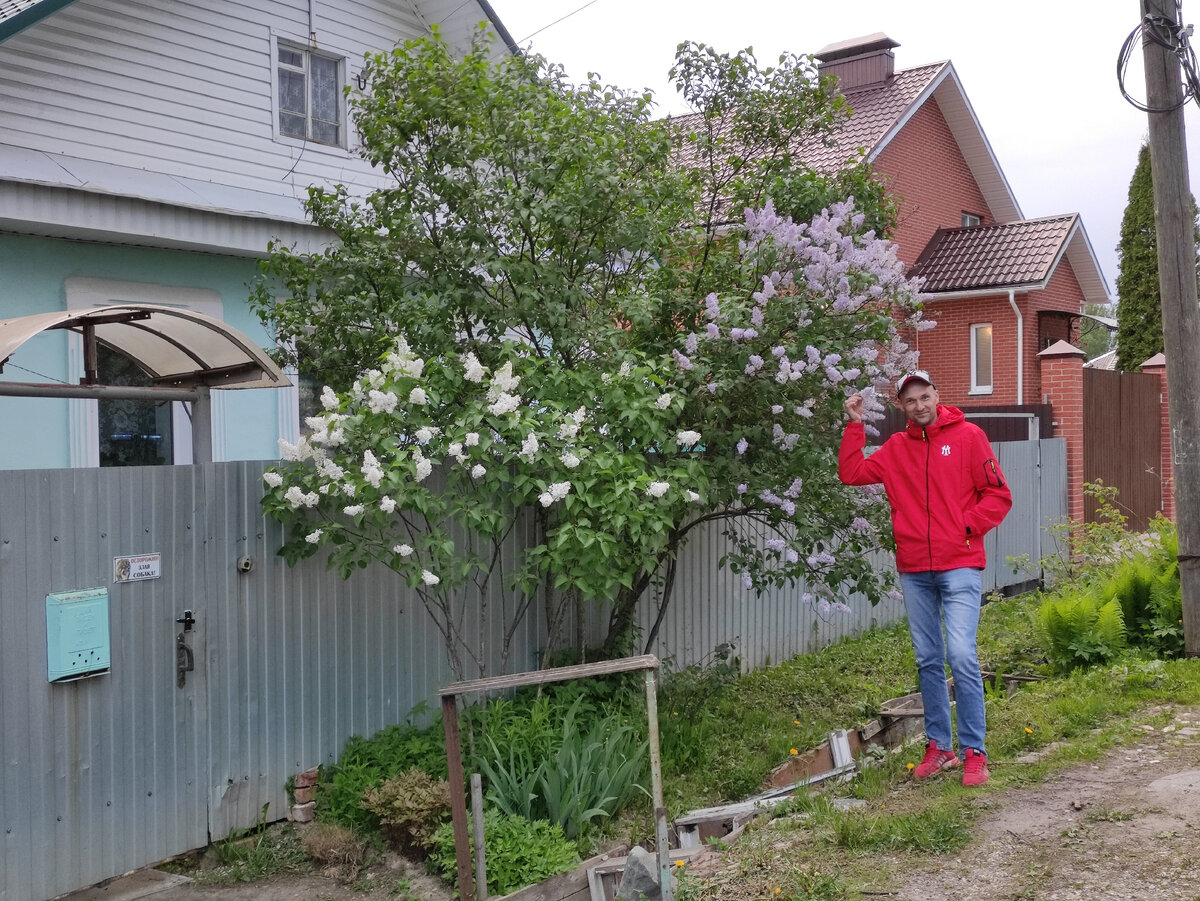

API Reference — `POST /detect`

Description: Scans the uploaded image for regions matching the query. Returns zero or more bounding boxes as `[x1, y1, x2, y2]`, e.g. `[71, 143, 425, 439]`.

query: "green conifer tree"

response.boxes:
[1115, 143, 1200, 370]
[1115, 144, 1163, 371]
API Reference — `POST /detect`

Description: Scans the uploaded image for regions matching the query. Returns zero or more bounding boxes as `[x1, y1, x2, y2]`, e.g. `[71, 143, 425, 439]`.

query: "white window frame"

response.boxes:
[969, 322, 994, 396]
[64, 278, 227, 468]
[962, 212, 982, 227]
[272, 36, 347, 148]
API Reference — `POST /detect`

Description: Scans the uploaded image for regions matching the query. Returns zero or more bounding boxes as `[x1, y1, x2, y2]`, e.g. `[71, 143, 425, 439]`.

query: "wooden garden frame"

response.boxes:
[439, 655, 672, 901]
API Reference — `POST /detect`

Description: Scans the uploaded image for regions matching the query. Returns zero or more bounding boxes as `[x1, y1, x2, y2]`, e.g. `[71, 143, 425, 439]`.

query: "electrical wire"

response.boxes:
[517, 0, 602, 45]
[1118, 0, 1200, 112]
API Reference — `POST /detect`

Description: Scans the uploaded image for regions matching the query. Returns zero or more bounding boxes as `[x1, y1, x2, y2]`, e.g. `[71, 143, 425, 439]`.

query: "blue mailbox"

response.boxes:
[46, 587, 111, 682]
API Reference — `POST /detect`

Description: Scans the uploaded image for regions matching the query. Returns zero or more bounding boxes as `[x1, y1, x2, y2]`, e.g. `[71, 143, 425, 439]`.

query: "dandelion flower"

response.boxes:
[789, 748, 798, 756]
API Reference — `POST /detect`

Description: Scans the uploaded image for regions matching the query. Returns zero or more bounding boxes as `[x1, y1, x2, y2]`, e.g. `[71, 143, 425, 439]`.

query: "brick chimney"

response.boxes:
[815, 33, 899, 91]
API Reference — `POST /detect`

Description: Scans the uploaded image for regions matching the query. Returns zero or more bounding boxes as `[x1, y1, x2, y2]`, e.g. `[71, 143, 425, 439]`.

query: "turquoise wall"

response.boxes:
[0, 234, 288, 469]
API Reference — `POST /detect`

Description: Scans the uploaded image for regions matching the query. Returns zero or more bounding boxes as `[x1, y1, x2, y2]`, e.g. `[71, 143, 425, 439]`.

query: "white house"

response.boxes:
[0, 0, 515, 469]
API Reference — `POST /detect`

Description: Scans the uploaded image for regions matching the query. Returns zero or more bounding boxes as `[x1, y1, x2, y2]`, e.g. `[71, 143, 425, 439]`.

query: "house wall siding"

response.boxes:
[0, 234, 284, 469]
[874, 97, 994, 266]
[0, 0, 435, 204]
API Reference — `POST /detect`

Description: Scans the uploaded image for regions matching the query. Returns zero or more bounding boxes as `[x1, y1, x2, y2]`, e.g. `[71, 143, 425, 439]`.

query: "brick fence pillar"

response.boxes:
[1141, 353, 1174, 521]
[1039, 341, 1087, 523]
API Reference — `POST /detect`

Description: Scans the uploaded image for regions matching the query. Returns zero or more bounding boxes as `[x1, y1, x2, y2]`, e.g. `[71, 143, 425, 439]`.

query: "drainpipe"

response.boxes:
[1008, 288, 1023, 405]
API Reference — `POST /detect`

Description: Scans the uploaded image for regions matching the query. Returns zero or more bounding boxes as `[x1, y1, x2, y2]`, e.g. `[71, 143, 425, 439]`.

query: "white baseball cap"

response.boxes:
[895, 369, 936, 394]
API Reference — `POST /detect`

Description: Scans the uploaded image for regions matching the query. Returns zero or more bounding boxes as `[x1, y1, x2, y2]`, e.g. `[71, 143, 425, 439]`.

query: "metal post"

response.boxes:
[441, 694, 474, 901]
[191, 386, 212, 464]
[1140, 0, 1200, 654]
[470, 773, 488, 901]
[643, 668, 673, 901]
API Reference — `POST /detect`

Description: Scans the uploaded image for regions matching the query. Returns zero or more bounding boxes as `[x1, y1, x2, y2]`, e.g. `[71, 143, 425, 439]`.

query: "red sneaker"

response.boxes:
[962, 748, 989, 787]
[913, 741, 960, 779]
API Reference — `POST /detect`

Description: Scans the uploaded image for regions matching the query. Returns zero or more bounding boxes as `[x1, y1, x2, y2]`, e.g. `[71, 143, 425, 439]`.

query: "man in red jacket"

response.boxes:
[839, 370, 1012, 787]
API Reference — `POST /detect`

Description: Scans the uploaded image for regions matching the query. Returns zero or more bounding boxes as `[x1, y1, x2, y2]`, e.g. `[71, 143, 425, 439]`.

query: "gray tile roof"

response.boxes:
[909, 214, 1079, 293]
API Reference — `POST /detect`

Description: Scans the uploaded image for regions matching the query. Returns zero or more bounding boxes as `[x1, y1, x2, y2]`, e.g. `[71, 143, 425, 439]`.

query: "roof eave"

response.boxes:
[868, 63, 1023, 224]
[0, 0, 80, 43]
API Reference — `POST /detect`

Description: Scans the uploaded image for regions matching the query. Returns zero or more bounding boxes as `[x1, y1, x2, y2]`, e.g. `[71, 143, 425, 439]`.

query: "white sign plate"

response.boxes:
[113, 553, 162, 583]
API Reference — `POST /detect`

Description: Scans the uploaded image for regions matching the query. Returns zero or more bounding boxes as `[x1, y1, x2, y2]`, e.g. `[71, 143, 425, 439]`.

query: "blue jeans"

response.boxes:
[898, 568, 987, 756]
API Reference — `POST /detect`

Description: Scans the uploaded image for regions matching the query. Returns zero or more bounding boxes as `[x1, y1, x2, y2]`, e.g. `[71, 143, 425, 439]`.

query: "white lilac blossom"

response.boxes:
[771, 405, 784, 415]
[538, 481, 571, 507]
[560, 451, 580, 469]
[408, 387, 428, 406]
[488, 393, 521, 415]
[380, 496, 397, 513]
[465, 432, 480, 447]
[284, 486, 319, 508]
[448, 442, 466, 463]
[471, 463, 486, 480]
[305, 529, 322, 544]
[656, 393, 672, 409]
[736, 438, 748, 455]
[687, 490, 701, 502]
[361, 450, 384, 488]
[618, 361, 633, 377]
[415, 427, 435, 444]
[740, 572, 753, 590]
[421, 570, 440, 586]
[263, 471, 283, 488]
[394, 544, 413, 556]
[320, 386, 339, 411]
[414, 456, 433, 482]
[646, 481, 669, 498]
[368, 390, 399, 415]
[343, 504, 365, 516]
[490, 361, 521, 395]
[676, 431, 702, 448]
[341, 482, 356, 497]
[520, 432, 539, 461]
[462, 351, 486, 382]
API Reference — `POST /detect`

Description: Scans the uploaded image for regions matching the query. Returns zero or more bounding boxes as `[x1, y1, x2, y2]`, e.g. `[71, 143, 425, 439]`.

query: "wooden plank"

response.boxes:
[439, 655, 660, 697]
[499, 851, 627, 901]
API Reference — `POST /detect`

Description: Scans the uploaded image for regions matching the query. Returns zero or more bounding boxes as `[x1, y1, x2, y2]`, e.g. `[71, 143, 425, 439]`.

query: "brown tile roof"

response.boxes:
[910, 214, 1079, 293]
[800, 62, 947, 173]
[667, 61, 948, 223]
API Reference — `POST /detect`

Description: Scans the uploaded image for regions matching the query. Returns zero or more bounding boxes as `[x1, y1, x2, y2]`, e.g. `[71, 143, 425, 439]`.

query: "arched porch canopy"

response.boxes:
[0, 303, 290, 463]
[0, 303, 288, 389]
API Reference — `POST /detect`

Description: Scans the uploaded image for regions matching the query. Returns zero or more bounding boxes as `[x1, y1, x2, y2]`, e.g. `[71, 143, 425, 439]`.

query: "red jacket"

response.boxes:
[838, 404, 1013, 572]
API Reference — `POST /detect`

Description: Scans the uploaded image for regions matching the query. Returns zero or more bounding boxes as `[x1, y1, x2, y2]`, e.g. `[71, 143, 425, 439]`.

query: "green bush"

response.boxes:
[360, 767, 450, 856]
[316, 707, 447, 831]
[428, 810, 579, 896]
[1038, 589, 1127, 672]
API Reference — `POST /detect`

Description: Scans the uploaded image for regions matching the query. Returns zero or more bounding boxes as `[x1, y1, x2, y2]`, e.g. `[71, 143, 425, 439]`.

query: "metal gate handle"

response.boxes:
[176, 633, 194, 688]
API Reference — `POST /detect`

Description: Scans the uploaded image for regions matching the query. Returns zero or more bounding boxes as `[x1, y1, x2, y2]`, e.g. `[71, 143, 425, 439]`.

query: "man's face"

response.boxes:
[899, 381, 939, 427]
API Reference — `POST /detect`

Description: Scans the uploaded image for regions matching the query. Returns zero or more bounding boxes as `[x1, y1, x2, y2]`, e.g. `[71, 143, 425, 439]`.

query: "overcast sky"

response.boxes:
[483, 0, 1200, 303]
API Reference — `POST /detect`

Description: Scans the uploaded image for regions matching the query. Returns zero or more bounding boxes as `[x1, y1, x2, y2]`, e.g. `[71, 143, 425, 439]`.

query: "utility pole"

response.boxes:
[1141, 0, 1200, 654]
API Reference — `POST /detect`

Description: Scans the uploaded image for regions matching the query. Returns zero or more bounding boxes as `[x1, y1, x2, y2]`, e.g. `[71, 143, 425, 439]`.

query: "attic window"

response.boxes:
[962, 212, 982, 228]
[277, 42, 343, 146]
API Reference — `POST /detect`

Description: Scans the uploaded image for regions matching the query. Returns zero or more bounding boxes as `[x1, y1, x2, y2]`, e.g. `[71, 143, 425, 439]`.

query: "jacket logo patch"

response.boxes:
[941, 445, 951, 456]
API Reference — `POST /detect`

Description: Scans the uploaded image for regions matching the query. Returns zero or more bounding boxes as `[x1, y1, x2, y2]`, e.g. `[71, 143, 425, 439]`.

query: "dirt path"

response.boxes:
[886, 704, 1200, 901]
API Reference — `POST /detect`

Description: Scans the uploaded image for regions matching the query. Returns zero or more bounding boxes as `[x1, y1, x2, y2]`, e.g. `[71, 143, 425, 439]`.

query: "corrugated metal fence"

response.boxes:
[0, 439, 1064, 900]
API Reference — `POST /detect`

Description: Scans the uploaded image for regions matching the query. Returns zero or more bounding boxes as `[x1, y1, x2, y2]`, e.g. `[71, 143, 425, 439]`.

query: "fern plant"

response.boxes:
[1038, 590, 1127, 672]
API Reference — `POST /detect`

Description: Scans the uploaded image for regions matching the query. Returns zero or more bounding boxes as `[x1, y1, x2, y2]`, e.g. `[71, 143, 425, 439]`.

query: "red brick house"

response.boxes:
[807, 34, 1110, 411]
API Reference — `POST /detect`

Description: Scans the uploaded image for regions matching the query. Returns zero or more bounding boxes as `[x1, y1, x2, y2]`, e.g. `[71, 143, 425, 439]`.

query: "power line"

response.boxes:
[5, 362, 68, 384]
[517, 0, 602, 45]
